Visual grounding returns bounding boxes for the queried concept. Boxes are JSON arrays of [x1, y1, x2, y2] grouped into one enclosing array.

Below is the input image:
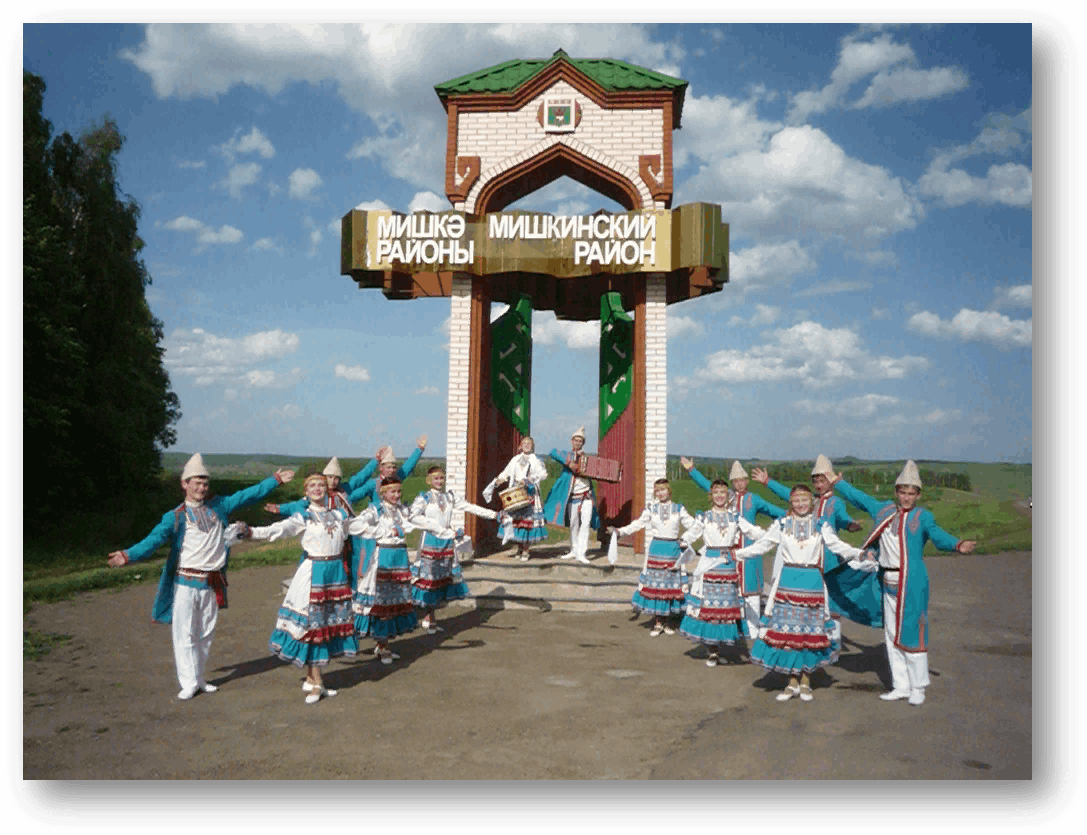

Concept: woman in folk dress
[[608, 478, 699, 637], [408, 466, 498, 633], [734, 484, 864, 702], [246, 473, 365, 704], [680, 479, 766, 666], [486, 436, 549, 561], [352, 477, 445, 665]]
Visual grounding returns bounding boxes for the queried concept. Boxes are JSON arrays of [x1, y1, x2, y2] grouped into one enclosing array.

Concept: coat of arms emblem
[[543, 95, 578, 133]]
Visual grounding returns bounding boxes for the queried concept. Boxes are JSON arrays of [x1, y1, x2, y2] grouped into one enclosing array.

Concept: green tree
[[24, 70, 180, 508]]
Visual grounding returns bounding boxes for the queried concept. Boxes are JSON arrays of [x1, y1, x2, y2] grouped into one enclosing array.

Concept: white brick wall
[[644, 276, 668, 502], [445, 277, 473, 529], [457, 80, 664, 212]]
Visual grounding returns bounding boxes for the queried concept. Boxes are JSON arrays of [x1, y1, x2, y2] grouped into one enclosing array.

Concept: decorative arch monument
[[341, 49, 729, 552]]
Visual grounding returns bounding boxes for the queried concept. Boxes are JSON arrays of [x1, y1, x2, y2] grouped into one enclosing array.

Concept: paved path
[[23, 552, 1031, 779]]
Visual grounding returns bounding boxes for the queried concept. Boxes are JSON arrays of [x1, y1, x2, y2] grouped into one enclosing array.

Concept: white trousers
[[742, 594, 761, 641], [567, 495, 594, 558], [882, 586, 929, 690], [171, 583, 219, 692]]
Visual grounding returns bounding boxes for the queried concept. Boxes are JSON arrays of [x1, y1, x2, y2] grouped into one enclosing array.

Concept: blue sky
[[22, 21, 1034, 464]]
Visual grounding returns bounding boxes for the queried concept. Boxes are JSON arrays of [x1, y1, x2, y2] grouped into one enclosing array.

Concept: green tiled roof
[[435, 49, 687, 98]]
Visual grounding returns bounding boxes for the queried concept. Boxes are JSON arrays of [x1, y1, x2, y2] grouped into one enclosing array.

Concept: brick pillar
[[445, 276, 473, 531], [643, 275, 669, 503]]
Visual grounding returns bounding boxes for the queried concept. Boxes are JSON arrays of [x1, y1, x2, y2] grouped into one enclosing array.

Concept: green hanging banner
[[599, 292, 634, 438], [490, 294, 533, 436]]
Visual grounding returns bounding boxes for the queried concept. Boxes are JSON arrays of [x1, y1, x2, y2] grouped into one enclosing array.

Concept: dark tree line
[[24, 71, 180, 511]]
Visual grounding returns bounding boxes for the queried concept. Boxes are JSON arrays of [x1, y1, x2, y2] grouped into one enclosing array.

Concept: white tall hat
[[181, 452, 209, 481], [379, 447, 396, 465], [895, 460, 923, 489], [571, 426, 586, 440], [729, 460, 748, 480], [323, 456, 343, 478], [811, 454, 834, 476]]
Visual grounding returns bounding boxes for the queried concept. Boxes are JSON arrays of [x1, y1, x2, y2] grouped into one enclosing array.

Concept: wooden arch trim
[[473, 143, 644, 215]]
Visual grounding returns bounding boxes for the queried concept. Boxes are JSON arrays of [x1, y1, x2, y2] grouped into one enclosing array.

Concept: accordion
[[570, 453, 623, 483]]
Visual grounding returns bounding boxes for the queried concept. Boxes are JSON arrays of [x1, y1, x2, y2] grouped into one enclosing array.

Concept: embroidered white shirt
[[408, 489, 496, 534], [178, 501, 227, 571], [249, 504, 370, 557]]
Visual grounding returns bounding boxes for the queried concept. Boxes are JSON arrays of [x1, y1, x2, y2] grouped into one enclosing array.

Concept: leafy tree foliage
[[24, 71, 180, 510]]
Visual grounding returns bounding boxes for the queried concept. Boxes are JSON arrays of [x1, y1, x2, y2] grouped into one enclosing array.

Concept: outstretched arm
[[343, 456, 380, 493], [832, 474, 889, 519], [753, 467, 792, 504], [220, 469, 295, 516], [108, 509, 177, 567], [396, 437, 427, 480], [734, 519, 782, 559]]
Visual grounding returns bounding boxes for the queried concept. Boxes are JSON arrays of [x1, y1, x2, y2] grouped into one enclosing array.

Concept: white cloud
[[245, 367, 302, 389], [303, 216, 323, 257], [672, 88, 782, 169], [794, 393, 903, 419], [794, 279, 871, 298], [917, 161, 1032, 208], [121, 23, 686, 192], [666, 314, 704, 340], [680, 320, 929, 392], [729, 303, 781, 327], [907, 308, 1032, 349], [177, 159, 206, 169], [992, 284, 1032, 309], [407, 191, 448, 214], [164, 216, 243, 251], [164, 327, 301, 386], [221, 161, 262, 198], [252, 237, 283, 254], [332, 360, 371, 382], [355, 199, 391, 211], [269, 403, 304, 420], [334, 363, 371, 382], [727, 241, 817, 296], [217, 126, 276, 161], [534, 312, 600, 351], [852, 66, 968, 109], [414, 385, 440, 395], [678, 125, 924, 246], [787, 33, 913, 122], [288, 167, 323, 201], [871, 307, 891, 320]]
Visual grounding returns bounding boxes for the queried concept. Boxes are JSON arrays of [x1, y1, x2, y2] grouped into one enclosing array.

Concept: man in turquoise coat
[[832, 460, 976, 706], [753, 454, 864, 651], [107, 453, 295, 700], [543, 427, 600, 563], [680, 458, 785, 640]]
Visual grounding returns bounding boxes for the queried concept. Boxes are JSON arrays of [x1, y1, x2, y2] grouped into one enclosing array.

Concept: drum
[[578, 454, 623, 483], [499, 485, 533, 511]]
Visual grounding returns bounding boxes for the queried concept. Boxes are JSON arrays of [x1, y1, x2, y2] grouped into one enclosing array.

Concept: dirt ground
[[23, 551, 1031, 780]]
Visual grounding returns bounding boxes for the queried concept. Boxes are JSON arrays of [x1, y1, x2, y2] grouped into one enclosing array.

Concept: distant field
[[25, 454, 1030, 605]]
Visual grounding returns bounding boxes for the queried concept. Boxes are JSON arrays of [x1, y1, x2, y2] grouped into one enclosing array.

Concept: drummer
[[485, 436, 549, 561], [543, 427, 600, 564]]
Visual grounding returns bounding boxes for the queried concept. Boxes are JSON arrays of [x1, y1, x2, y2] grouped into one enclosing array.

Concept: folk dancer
[[484, 436, 548, 561], [681, 458, 786, 642], [264, 449, 387, 583], [733, 484, 865, 702], [344, 437, 428, 627], [832, 461, 976, 706], [543, 427, 600, 564], [608, 478, 699, 637], [244, 473, 371, 704], [106, 454, 295, 700], [679, 479, 766, 666], [408, 466, 499, 633], [753, 454, 863, 652], [352, 476, 445, 664]]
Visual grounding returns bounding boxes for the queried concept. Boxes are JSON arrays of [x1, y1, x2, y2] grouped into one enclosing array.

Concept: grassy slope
[[25, 455, 1030, 605]]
